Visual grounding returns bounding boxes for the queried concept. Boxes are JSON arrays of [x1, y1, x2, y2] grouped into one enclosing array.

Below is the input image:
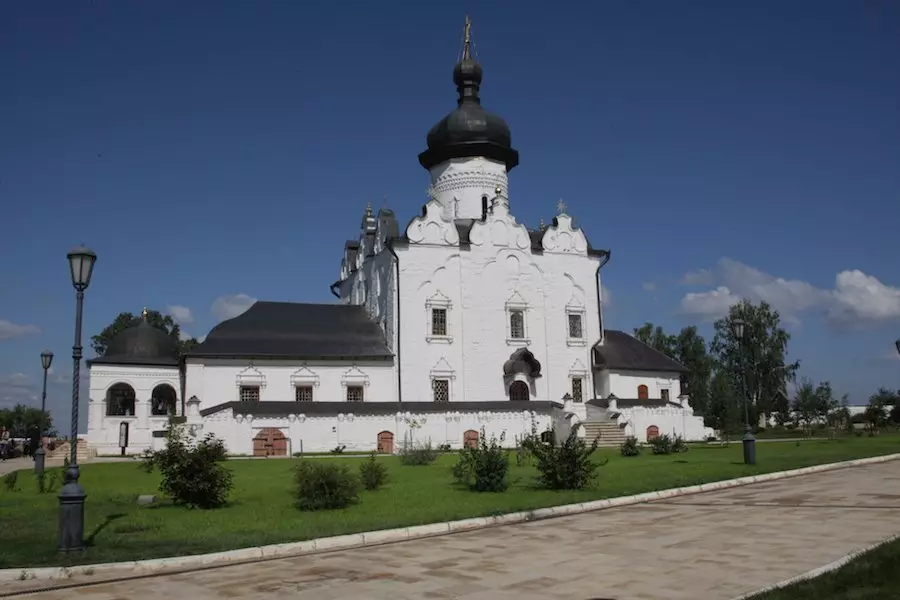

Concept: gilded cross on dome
[[556, 199, 567, 214]]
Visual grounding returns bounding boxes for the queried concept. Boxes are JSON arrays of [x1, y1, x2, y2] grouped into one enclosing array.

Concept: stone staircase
[[581, 420, 627, 448], [45, 439, 90, 462]]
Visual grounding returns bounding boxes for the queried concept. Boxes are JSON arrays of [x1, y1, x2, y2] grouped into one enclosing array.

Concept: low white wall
[[616, 406, 714, 442]]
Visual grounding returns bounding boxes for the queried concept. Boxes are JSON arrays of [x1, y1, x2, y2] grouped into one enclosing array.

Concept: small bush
[[619, 436, 641, 457], [146, 425, 233, 509], [294, 461, 360, 510], [452, 429, 509, 492], [649, 434, 673, 455], [138, 449, 156, 473], [399, 433, 439, 466], [437, 443, 452, 452], [523, 427, 603, 490], [672, 435, 689, 453], [359, 452, 389, 491], [3, 471, 19, 492], [35, 469, 59, 494], [331, 445, 346, 454]]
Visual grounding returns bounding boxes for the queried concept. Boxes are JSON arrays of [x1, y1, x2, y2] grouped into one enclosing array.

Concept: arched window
[[637, 384, 649, 400], [106, 383, 136, 417], [151, 384, 178, 416], [509, 381, 530, 402], [646, 425, 660, 441]]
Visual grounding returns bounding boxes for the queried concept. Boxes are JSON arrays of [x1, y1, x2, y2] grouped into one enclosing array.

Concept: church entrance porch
[[253, 428, 287, 457]]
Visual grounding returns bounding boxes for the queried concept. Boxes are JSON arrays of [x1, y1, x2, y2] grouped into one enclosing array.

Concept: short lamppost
[[34, 350, 54, 475], [58, 245, 97, 553], [732, 317, 756, 466]]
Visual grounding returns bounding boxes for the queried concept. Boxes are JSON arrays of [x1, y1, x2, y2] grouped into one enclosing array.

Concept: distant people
[[0, 427, 9, 461]]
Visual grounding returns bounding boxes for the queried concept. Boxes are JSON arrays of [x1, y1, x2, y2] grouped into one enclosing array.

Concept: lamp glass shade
[[67, 245, 97, 291], [40, 350, 54, 370], [732, 317, 745, 341]]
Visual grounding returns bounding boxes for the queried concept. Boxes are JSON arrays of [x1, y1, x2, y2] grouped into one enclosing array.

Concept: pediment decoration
[[565, 292, 586, 312], [503, 348, 542, 379], [235, 364, 266, 388], [406, 199, 460, 246], [341, 365, 370, 388], [569, 359, 589, 376], [541, 214, 589, 255], [290, 365, 320, 388], [505, 290, 529, 310], [469, 199, 531, 250], [430, 357, 456, 380], [426, 289, 452, 309]]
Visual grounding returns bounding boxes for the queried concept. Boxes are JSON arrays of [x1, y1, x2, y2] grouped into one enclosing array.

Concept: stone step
[[581, 421, 627, 447]]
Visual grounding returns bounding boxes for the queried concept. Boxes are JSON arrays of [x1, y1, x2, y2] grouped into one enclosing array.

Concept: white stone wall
[[86, 364, 181, 454], [197, 408, 554, 455], [183, 359, 396, 410], [614, 405, 714, 442], [598, 370, 683, 400], [427, 156, 509, 221]]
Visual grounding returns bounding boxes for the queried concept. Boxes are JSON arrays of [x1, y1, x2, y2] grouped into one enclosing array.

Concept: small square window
[[295, 386, 313, 403], [433, 379, 450, 403], [510, 310, 525, 339], [661, 388, 670, 402], [572, 378, 583, 402], [432, 308, 447, 336], [568, 313, 583, 339], [347, 385, 364, 403], [240, 386, 260, 402]]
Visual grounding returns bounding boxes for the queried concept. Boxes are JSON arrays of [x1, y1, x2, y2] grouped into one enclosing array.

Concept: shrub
[[399, 433, 439, 466], [619, 436, 641, 457], [145, 424, 233, 509], [359, 452, 389, 491], [649, 434, 673, 455], [3, 471, 19, 492], [35, 469, 59, 494], [331, 445, 346, 454], [672, 435, 689, 454], [294, 461, 360, 510], [451, 428, 509, 492], [437, 443, 452, 452], [523, 427, 602, 490]]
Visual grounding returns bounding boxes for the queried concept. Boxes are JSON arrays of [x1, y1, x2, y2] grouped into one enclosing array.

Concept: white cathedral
[[85, 26, 713, 457]]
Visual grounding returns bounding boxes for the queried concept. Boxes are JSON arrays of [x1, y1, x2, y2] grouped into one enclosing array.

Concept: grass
[[1, 434, 898, 569], [749, 537, 900, 599]]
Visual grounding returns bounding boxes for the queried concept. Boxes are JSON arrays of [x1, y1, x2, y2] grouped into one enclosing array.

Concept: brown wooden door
[[377, 431, 394, 454], [253, 428, 287, 457], [646, 425, 660, 441], [463, 429, 479, 449]]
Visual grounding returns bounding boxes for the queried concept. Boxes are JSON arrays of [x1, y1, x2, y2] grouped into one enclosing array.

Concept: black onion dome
[[418, 50, 519, 171], [90, 318, 179, 367]]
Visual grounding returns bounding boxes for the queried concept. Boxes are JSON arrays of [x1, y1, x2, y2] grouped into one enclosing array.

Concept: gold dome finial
[[462, 16, 472, 61], [539, 217, 546, 230], [365, 201, 373, 217]]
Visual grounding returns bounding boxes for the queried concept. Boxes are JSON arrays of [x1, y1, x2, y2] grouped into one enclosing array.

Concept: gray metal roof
[[186, 301, 392, 360], [593, 330, 688, 373]]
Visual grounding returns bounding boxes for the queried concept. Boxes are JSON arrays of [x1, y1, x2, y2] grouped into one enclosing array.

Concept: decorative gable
[[541, 213, 589, 255], [505, 290, 529, 310], [235, 363, 266, 388], [430, 357, 456, 380], [469, 195, 531, 250], [341, 365, 370, 388], [290, 365, 320, 388], [406, 199, 460, 246]]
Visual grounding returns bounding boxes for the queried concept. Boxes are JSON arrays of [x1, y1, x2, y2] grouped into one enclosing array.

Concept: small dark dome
[[418, 56, 519, 171], [100, 319, 179, 366]]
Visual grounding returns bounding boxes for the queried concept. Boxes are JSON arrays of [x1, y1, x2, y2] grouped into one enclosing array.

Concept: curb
[[2, 452, 899, 587], [730, 533, 900, 600]]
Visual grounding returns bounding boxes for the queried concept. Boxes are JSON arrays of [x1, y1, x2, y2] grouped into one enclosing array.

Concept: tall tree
[[673, 326, 712, 416], [0, 404, 54, 438], [91, 309, 199, 357], [868, 387, 899, 407], [709, 300, 800, 424], [791, 379, 818, 432], [632, 322, 677, 358], [707, 370, 741, 433]]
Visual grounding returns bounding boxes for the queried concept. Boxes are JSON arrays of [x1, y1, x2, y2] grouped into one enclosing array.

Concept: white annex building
[[86, 26, 713, 457]]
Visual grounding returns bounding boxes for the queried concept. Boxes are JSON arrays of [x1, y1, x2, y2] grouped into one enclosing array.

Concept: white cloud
[[0, 319, 40, 340], [167, 305, 194, 325], [211, 294, 257, 321], [678, 258, 900, 328], [0, 372, 37, 405], [680, 269, 714, 286], [642, 282, 656, 292]]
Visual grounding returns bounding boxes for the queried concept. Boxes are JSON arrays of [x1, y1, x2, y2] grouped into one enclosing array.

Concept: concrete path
[[7, 461, 900, 600]]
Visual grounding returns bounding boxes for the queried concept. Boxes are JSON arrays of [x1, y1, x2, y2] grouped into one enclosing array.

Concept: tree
[[633, 322, 677, 358], [709, 300, 800, 426], [869, 387, 899, 408], [863, 396, 888, 435], [673, 326, 713, 416], [771, 390, 791, 426], [813, 381, 840, 427], [791, 379, 819, 433], [91, 309, 198, 357], [707, 370, 741, 433], [0, 404, 54, 438]]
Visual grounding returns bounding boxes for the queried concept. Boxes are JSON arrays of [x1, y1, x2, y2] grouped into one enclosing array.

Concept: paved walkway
[[7, 461, 900, 600]]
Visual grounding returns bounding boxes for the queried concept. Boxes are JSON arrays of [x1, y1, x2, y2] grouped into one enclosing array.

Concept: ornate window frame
[[235, 363, 266, 402], [565, 298, 587, 347], [568, 359, 589, 403], [341, 365, 370, 394], [290, 365, 319, 402], [429, 357, 456, 403], [505, 291, 531, 346], [425, 290, 453, 344]]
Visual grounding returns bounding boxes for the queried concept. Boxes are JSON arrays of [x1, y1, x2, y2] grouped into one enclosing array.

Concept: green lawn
[[1, 435, 898, 569], [750, 537, 900, 599]]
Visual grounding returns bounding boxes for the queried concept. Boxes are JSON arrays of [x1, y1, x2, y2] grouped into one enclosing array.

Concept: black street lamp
[[59, 245, 96, 553], [732, 317, 756, 466], [34, 350, 54, 475], [895, 338, 900, 356]]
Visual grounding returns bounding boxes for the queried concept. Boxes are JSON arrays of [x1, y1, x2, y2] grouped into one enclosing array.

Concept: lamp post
[[58, 245, 97, 553], [732, 317, 756, 466], [34, 350, 54, 475], [895, 339, 900, 356]]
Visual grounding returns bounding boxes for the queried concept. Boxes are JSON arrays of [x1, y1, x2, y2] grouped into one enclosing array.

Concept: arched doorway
[[637, 385, 649, 399], [463, 430, 479, 449], [509, 381, 530, 402], [151, 384, 178, 416], [646, 425, 660, 441], [106, 383, 136, 416], [253, 428, 287, 457], [377, 431, 394, 454]]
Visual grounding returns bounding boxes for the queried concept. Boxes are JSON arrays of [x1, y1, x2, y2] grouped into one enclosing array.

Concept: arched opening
[[253, 428, 287, 457], [509, 381, 530, 402], [646, 425, 660, 441], [540, 430, 553, 444], [151, 384, 178, 416], [637, 384, 649, 400], [106, 383, 136, 417], [377, 431, 394, 454], [463, 429, 479, 449]]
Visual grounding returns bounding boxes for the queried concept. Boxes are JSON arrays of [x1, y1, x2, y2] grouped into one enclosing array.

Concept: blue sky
[[2, 1, 899, 433]]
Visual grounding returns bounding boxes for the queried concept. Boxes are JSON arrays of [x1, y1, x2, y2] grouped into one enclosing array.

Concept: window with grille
[[240, 386, 260, 402], [295, 386, 313, 403], [346, 385, 364, 403], [432, 379, 450, 403], [661, 388, 670, 402], [431, 308, 447, 336], [510, 310, 525, 339], [568, 313, 583, 339], [572, 378, 583, 402]]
